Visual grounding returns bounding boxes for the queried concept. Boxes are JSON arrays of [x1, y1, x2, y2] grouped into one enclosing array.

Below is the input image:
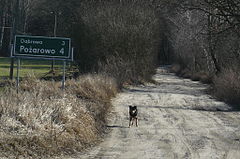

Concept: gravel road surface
[[79, 67, 240, 159]]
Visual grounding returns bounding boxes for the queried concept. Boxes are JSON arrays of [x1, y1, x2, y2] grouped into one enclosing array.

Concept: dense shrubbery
[[73, 1, 161, 85], [213, 68, 240, 108]]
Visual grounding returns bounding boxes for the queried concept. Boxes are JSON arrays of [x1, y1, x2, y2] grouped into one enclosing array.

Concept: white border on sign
[[13, 35, 71, 60]]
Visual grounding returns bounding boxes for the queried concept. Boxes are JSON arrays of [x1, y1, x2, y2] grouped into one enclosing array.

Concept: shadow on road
[[136, 105, 236, 112], [106, 125, 128, 129]]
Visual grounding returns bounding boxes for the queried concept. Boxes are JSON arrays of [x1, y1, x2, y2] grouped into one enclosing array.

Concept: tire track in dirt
[[66, 66, 240, 159]]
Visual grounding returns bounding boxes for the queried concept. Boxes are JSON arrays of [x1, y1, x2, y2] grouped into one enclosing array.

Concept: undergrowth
[[74, 1, 161, 84], [170, 64, 240, 109], [213, 68, 240, 108], [170, 64, 212, 84], [0, 74, 118, 158]]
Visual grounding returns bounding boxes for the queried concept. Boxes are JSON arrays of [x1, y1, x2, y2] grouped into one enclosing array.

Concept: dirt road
[[79, 67, 240, 159]]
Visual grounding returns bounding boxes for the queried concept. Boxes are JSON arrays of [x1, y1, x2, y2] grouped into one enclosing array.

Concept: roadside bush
[[170, 65, 191, 78], [170, 64, 212, 84], [98, 55, 138, 87], [213, 68, 240, 108], [0, 74, 118, 158], [191, 72, 212, 84], [67, 74, 118, 101], [179, 68, 191, 78], [73, 1, 161, 85], [66, 74, 118, 127], [169, 64, 181, 74]]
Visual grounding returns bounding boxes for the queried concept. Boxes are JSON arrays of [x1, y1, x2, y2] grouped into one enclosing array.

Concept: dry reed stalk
[[0, 73, 118, 158]]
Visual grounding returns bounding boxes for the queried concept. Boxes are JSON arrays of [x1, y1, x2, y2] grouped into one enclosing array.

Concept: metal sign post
[[62, 60, 66, 90], [16, 58, 20, 93], [62, 48, 74, 90]]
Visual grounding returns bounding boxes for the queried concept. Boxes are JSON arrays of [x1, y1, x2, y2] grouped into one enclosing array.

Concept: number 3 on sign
[[60, 48, 64, 55]]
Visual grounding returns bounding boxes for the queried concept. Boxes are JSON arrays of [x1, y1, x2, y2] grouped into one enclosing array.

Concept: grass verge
[[0, 74, 118, 158], [0, 57, 69, 78]]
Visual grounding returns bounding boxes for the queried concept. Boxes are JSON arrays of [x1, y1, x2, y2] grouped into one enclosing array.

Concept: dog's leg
[[129, 117, 132, 128], [136, 118, 138, 127]]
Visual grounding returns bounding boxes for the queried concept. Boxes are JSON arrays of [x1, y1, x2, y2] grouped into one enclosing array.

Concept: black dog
[[129, 105, 138, 127]]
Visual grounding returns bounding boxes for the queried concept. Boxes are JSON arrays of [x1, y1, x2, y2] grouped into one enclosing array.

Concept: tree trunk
[[9, 0, 20, 79], [0, 2, 6, 50], [207, 8, 221, 74], [0, 14, 5, 49]]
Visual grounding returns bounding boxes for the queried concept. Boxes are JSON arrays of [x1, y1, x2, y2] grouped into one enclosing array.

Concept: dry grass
[[67, 74, 118, 102], [213, 68, 240, 108], [170, 64, 212, 84], [0, 74, 118, 158]]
